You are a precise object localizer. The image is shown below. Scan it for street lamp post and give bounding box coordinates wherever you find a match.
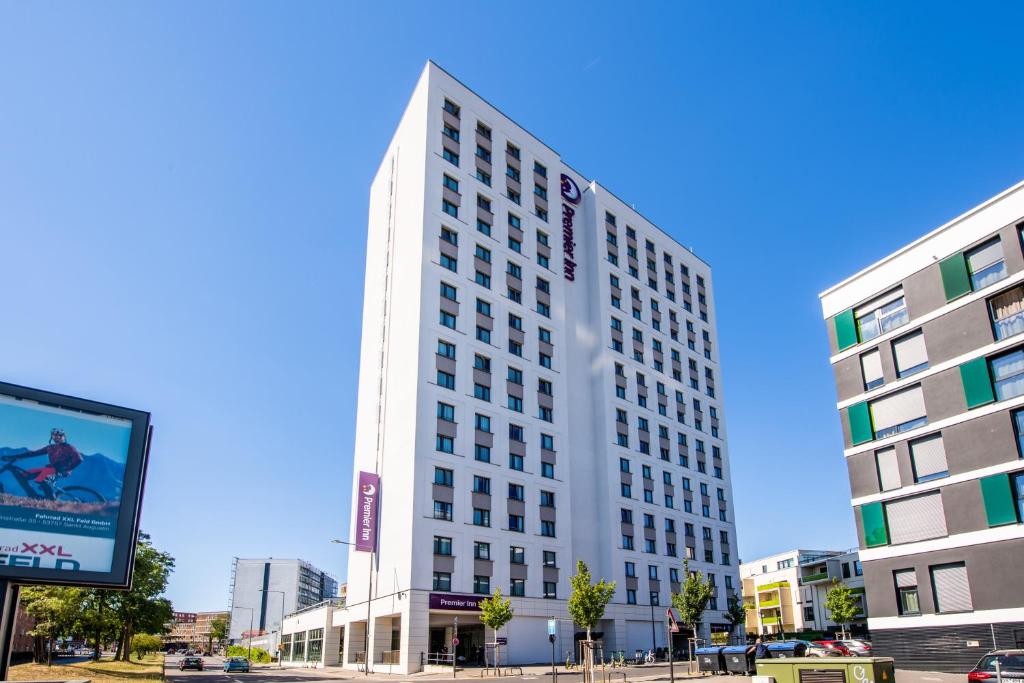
[259,589,286,669]
[332,538,372,675]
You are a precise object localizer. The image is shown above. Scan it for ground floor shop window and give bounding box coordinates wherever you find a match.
[308,628,323,661]
[292,631,306,661]
[281,634,292,660]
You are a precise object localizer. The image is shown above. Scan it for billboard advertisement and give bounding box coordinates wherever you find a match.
[0,382,151,588]
[354,471,379,552]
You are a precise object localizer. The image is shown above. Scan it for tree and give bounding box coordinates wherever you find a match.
[20,586,86,665]
[671,561,714,647]
[209,617,229,654]
[110,532,175,661]
[131,633,162,660]
[823,579,860,640]
[723,595,748,643]
[478,588,514,667]
[567,560,616,643]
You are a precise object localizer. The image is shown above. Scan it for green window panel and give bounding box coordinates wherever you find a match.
[848,401,874,446]
[960,357,995,409]
[860,502,889,547]
[980,473,1018,527]
[939,252,971,301]
[834,309,859,351]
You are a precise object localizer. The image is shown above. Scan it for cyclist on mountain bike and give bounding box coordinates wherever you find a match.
[20,428,82,497]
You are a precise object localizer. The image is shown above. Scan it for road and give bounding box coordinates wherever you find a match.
[164,655,966,683]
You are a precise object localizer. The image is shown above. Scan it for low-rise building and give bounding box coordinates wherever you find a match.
[163,611,230,651]
[740,549,866,637]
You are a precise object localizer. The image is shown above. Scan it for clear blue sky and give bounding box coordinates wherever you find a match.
[1,2,1022,611]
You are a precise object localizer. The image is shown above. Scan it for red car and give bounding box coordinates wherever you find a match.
[814,640,853,656]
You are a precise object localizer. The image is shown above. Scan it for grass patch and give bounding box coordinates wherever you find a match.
[8,654,164,682]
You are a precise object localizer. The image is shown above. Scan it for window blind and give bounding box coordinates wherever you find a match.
[886,492,947,544]
[855,288,904,317]
[861,350,884,388]
[893,331,928,376]
[910,434,948,481]
[931,563,972,612]
[871,385,926,433]
[967,240,1003,273]
[876,447,901,491]
[894,569,917,588]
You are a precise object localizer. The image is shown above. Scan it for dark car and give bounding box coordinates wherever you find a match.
[179,656,204,671]
[815,640,853,656]
[968,650,1024,682]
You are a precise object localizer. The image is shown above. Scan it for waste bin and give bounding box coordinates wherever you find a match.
[723,645,756,674]
[695,646,727,674]
[765,641,807,658]
[755,656,896,683]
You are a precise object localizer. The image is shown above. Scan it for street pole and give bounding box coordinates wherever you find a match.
[248,610,253,662]
[667,619,675,683]
[259,590,286,669]
[453,616,458,679]
[650,602,656,658]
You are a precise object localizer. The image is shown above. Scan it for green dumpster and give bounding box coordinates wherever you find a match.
[755,657,896,683]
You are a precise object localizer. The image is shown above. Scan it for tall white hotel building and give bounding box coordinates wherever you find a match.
[337,62,739,673]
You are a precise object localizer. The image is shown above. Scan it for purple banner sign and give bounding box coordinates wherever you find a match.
[355,471,380,552]
[429,593,482,611]
[560,173,581,282]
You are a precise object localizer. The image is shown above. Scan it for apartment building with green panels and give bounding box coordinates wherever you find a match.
[820,181,1024,673]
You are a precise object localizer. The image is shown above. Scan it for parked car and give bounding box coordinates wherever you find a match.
[224,657,251,673]
[179,657,204,671]
[815,640,853,656]
[840,640,874,656]
[968,650,1024,682]
[793,640,844,657]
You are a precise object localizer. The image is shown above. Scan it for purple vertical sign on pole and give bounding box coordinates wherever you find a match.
[355,471,380,552]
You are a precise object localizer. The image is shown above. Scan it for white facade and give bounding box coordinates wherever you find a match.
[337,61,740,674]
[228,558,338,642]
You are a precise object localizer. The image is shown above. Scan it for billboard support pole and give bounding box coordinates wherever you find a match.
[0,580,21,681]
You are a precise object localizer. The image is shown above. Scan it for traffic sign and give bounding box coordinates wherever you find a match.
[547,619,557,636]
[452,637,460,646]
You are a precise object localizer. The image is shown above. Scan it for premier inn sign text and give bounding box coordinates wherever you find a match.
[355,471,380,552]
[560,173,581,281]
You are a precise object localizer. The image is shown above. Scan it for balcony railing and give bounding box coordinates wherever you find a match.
[799,572,831,585]
[758,599,780,609]
[762,616,780,625]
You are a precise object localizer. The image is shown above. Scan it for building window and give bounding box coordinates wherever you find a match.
[626,589,637,605]
[442,148,459,167]
[540,520,556,537]
[990,286,1024,340]
[541,462,554,479]
[861,349,884,391]
[910,433,949,483]
[434,467,453,487]
[440,311,457,329]
[897,569,921,618]
[442,199,458,218]
[475,542,490,560]
[433,536,452,556]
[993,349,1024,401]
[543,581,557,599]
[433,501,453,521]
[475,384,491,402]
[870,385,927,438]
[476,413,491,433]
[510,546,525,564]
[473,475,491,495]
[931,562,973,613]
[856,289,909,342]
[886,491,947,544]
[437,402,455,422]
[967,239,1007,290]
[440,253,458,272]
[509,454,524,470]
[876,446,900,491]
[510,579,525,597]
[650,591,660,606]
[474,576,491,595]
[508,483,524,501]
[540,490,555,507]
[433,572,452,591]
[473,508,491,527]
[508,514,524,532]
[436,435,454,453]
[893,330,929,378]
[543,551,557,568]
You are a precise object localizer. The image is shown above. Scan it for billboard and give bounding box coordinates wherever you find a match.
[354,471,379,552]
[0,382,151,588]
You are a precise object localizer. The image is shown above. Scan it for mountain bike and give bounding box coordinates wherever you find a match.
[0,455,105,503]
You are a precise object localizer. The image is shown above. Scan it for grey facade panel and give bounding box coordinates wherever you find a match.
[862,537,1024,619]
[922,368,966,423]
[920,300,994,364]
[942,410,1019,474]
[903,264,947,323]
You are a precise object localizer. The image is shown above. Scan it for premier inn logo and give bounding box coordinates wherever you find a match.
[560,173,580,282]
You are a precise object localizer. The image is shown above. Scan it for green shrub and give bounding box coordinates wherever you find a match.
[226,645,272,663]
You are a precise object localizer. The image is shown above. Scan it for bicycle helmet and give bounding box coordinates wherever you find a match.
[50,428,66,441]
